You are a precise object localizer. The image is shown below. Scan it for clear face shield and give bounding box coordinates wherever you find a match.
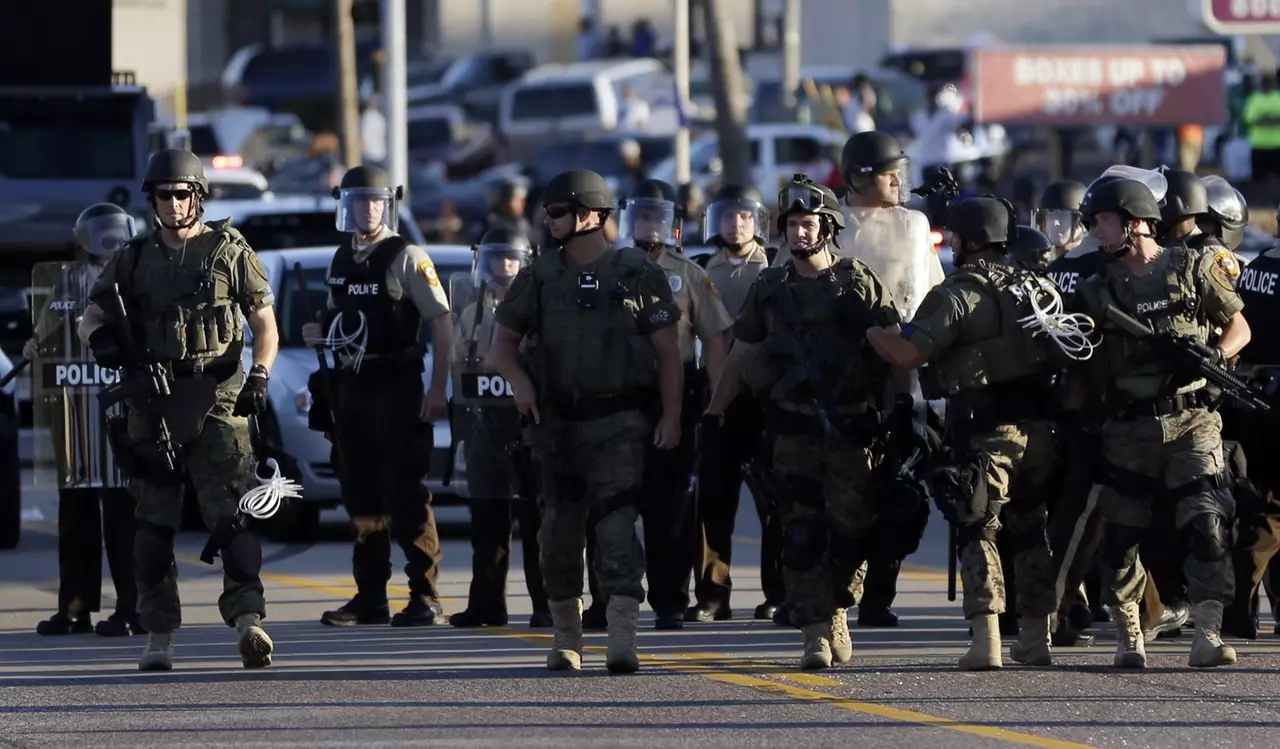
[703,198,768,246]
[75,213,137,258]
[336,186,399,235]
[1033,209,1082,249]
[618,197,676,249]
[473,243,532,289]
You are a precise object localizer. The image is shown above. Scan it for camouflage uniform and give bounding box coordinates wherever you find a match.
[90,221,272,634]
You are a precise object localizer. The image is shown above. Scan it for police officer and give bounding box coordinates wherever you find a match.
[706,175,901,669]
[301,165,452,629]
[1038,180,1101,297]
[1198,176,1250,253]
[687,184,786,623]
[27,204,142,638]
[1006,226,1057,271]
[78,149,279,670]
[1157,167,1221,253]
[447,227,551,629]
[867,196,1065,671]
[1072,176,1251,669]
[615,178,734,629]
[488,169,683,674]
[475,177,533,242]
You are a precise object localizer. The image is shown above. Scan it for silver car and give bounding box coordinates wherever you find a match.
[245,245,476,531]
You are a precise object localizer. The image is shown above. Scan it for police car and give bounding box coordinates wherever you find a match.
[244,245,473,539]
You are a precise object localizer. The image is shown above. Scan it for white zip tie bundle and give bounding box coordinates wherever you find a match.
[323,310,369,372]
[1015,278,1098,361]
[238,458,303,520]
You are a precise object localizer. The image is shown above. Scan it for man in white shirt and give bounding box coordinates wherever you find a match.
[360,98,387,168]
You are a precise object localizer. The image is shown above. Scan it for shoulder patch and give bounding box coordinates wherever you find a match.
[669,275,683,293]
[417,259,441,287]
[247,250,266,277]
[1210,248,1241,285]
[703,274,721,300]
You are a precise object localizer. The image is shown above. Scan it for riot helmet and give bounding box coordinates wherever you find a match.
[1033,180,1087,249]
[541,169,614,245]
[143,149,209,230]
[703,184,769,248]
[618,179,678,251]
[473,226,533,289]
[1081,176,1161,254]
[334,165,402,235]
[490,177,529,214]
[946,197,1011,246]
[1006,225,1056,271]
[777,175,845,258]
[1201,175,1249,250]
[1157,166,1209,223]
[74,203,137,259]
[840,130,910,205]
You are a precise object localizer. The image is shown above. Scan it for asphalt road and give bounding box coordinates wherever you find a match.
[2,474,1279,749]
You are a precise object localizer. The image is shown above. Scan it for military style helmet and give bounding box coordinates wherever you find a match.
[542,169,614,212]
[1080,176,1162,226]
[474,225,533,287]
[945,197,1011,245]
[776,174,845,235]
[1006,225,1056,271]
[703,183,769,246]
[1158,166,1209,222]
[1201,175,1248,249]
[335,165,403,234]
[840,130,910,203]
[74,202,137,258]
[142,149,209,195]
[618,179,679,249]
[1039,180,1087,213]
[1034,180,1087,249]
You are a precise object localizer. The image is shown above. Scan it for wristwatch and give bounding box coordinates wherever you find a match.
[249,364,270,379]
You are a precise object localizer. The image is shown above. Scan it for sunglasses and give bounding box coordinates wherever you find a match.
[154,188,193,202]
[544,205,578,219]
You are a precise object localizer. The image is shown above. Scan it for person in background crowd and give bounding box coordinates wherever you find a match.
[604,26,626,58]
[1244,72,1280,203]
[841,74,876,134]
[620,87,651,132]
[631,19,656,57]
[360,97,387,169]
[576,18,602,61]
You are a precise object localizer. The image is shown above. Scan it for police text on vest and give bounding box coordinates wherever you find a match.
[1135,299,1169,315]
[461,372,516,399]
[347,283,379,295]
[1239,266,1278,296]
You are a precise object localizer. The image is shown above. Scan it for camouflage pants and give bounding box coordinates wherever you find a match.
[1097,407,1235,606]
[959,420,1056,620]
[127,396,261,633]
[534,409,648,603]
[774,434,877,627]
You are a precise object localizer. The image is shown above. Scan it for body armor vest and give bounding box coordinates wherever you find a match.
[527,247,659,405]
[740,258,884,406]
[922,262,1057,398]
[1237,250,1280,366]
[1045,251,1106,300]
[123,219,246,369]
[327,235,422,357]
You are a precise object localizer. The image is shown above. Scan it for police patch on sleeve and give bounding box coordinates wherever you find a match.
[418,260,441,287]
[1211,249,1241,286]
[247,251,267,278]
[669,275,683,293]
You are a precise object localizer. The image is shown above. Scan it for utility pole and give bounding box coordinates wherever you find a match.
[334,0,361,168]
[782,0,800,111]
[674,0,691,188]
[382,0,408,193]
[703,0,752,190]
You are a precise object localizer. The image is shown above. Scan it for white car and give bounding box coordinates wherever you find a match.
[201,195,427,251]
[244,245,476,535]
[205,164,271,201]
[648,123,846,199]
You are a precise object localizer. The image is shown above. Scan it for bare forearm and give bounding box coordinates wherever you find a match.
[708,342,750,413]
[701,334,726,388]
[1217,313,1250,359]
[429,314,454,391]
[250,322,279,371]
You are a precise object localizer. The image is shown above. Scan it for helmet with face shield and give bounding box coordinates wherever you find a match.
[473,226,533,288]
[1034,180,1087,249]
[703,184,769,247]
[334,165,403,234]
[1201,175,1249,250]
[618,179,679,250]
[74,203,138,259]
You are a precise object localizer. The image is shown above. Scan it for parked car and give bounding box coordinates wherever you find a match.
[206,164,272,201]
[648,123,844,199]
[525,133,676,197]
[407,104,503,180]
[407,51,537,124]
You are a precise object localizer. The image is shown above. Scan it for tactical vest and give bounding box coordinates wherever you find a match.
[327,236,422,357]
[1081,245,1207,387]
[1238,250,1280,366]
[527,247,660,405]
[122,219,247,369]
[740,258,882,405]
[1045,251,1106,300]
[921,262,1056,398]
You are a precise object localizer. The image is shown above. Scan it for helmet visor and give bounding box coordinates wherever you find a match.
[1202,175,1247,225]
[1033,209,1081,248]
[704,198,768,245]
[474,243,532,288]
[76,213,137,257]
[617,197,676,248]
[337,187,399,234]
[778,184,826,215]
[1099,165,1168,203]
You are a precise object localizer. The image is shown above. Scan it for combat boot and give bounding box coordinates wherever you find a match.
[1009,615,1053,666]
[138,632,174,671]
[959,614,1003,671]
[605,597,641,674]
[546,598,583,671]
[829,608,853,664]
[1189,600,1238,668]
[1110,602,1147,669]
[235,614,274,669]
[800,621,834,670]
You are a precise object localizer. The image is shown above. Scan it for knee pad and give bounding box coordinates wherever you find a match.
[1184,512,1230,562]
[1101,524,1145,570]
[221,528,264,584]
[782,519,827,571]
[135,521,176,588]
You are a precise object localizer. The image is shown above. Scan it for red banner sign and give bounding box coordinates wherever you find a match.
[971,46,1226,126]
[1204,0,1280,33]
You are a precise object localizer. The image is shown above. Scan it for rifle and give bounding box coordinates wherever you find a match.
[444,280,489,487]
[740,460,781,523]
[96,283,180,473]
[293,262,350,489]
[1104,304,1270,413]
[769,278,855,440]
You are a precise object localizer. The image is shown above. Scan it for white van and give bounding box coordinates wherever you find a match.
[498,58,674,162]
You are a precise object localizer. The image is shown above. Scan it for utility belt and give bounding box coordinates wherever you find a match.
[1113,388,1214,420]
[764,400,878,445]
[549,391,655,422]
[950,378,1056,434]
[169,357,241,384]
[338,344,426,386]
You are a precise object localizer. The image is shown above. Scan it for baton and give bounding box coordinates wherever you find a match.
[293,262,350,490]
[0,357,30,389]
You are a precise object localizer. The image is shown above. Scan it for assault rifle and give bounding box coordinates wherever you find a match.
[96,284,180,473]
[769,280,857,440]
[1104,304,1270,413]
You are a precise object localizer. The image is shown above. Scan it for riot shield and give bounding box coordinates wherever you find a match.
[30,261,125,488]
[843,205,944,321]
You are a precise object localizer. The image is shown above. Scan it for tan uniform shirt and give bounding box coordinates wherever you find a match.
[703,243,770,321]
[653,248,734,363]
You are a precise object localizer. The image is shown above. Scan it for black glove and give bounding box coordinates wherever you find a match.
[87,327,122,369]
[234,374,270,416]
